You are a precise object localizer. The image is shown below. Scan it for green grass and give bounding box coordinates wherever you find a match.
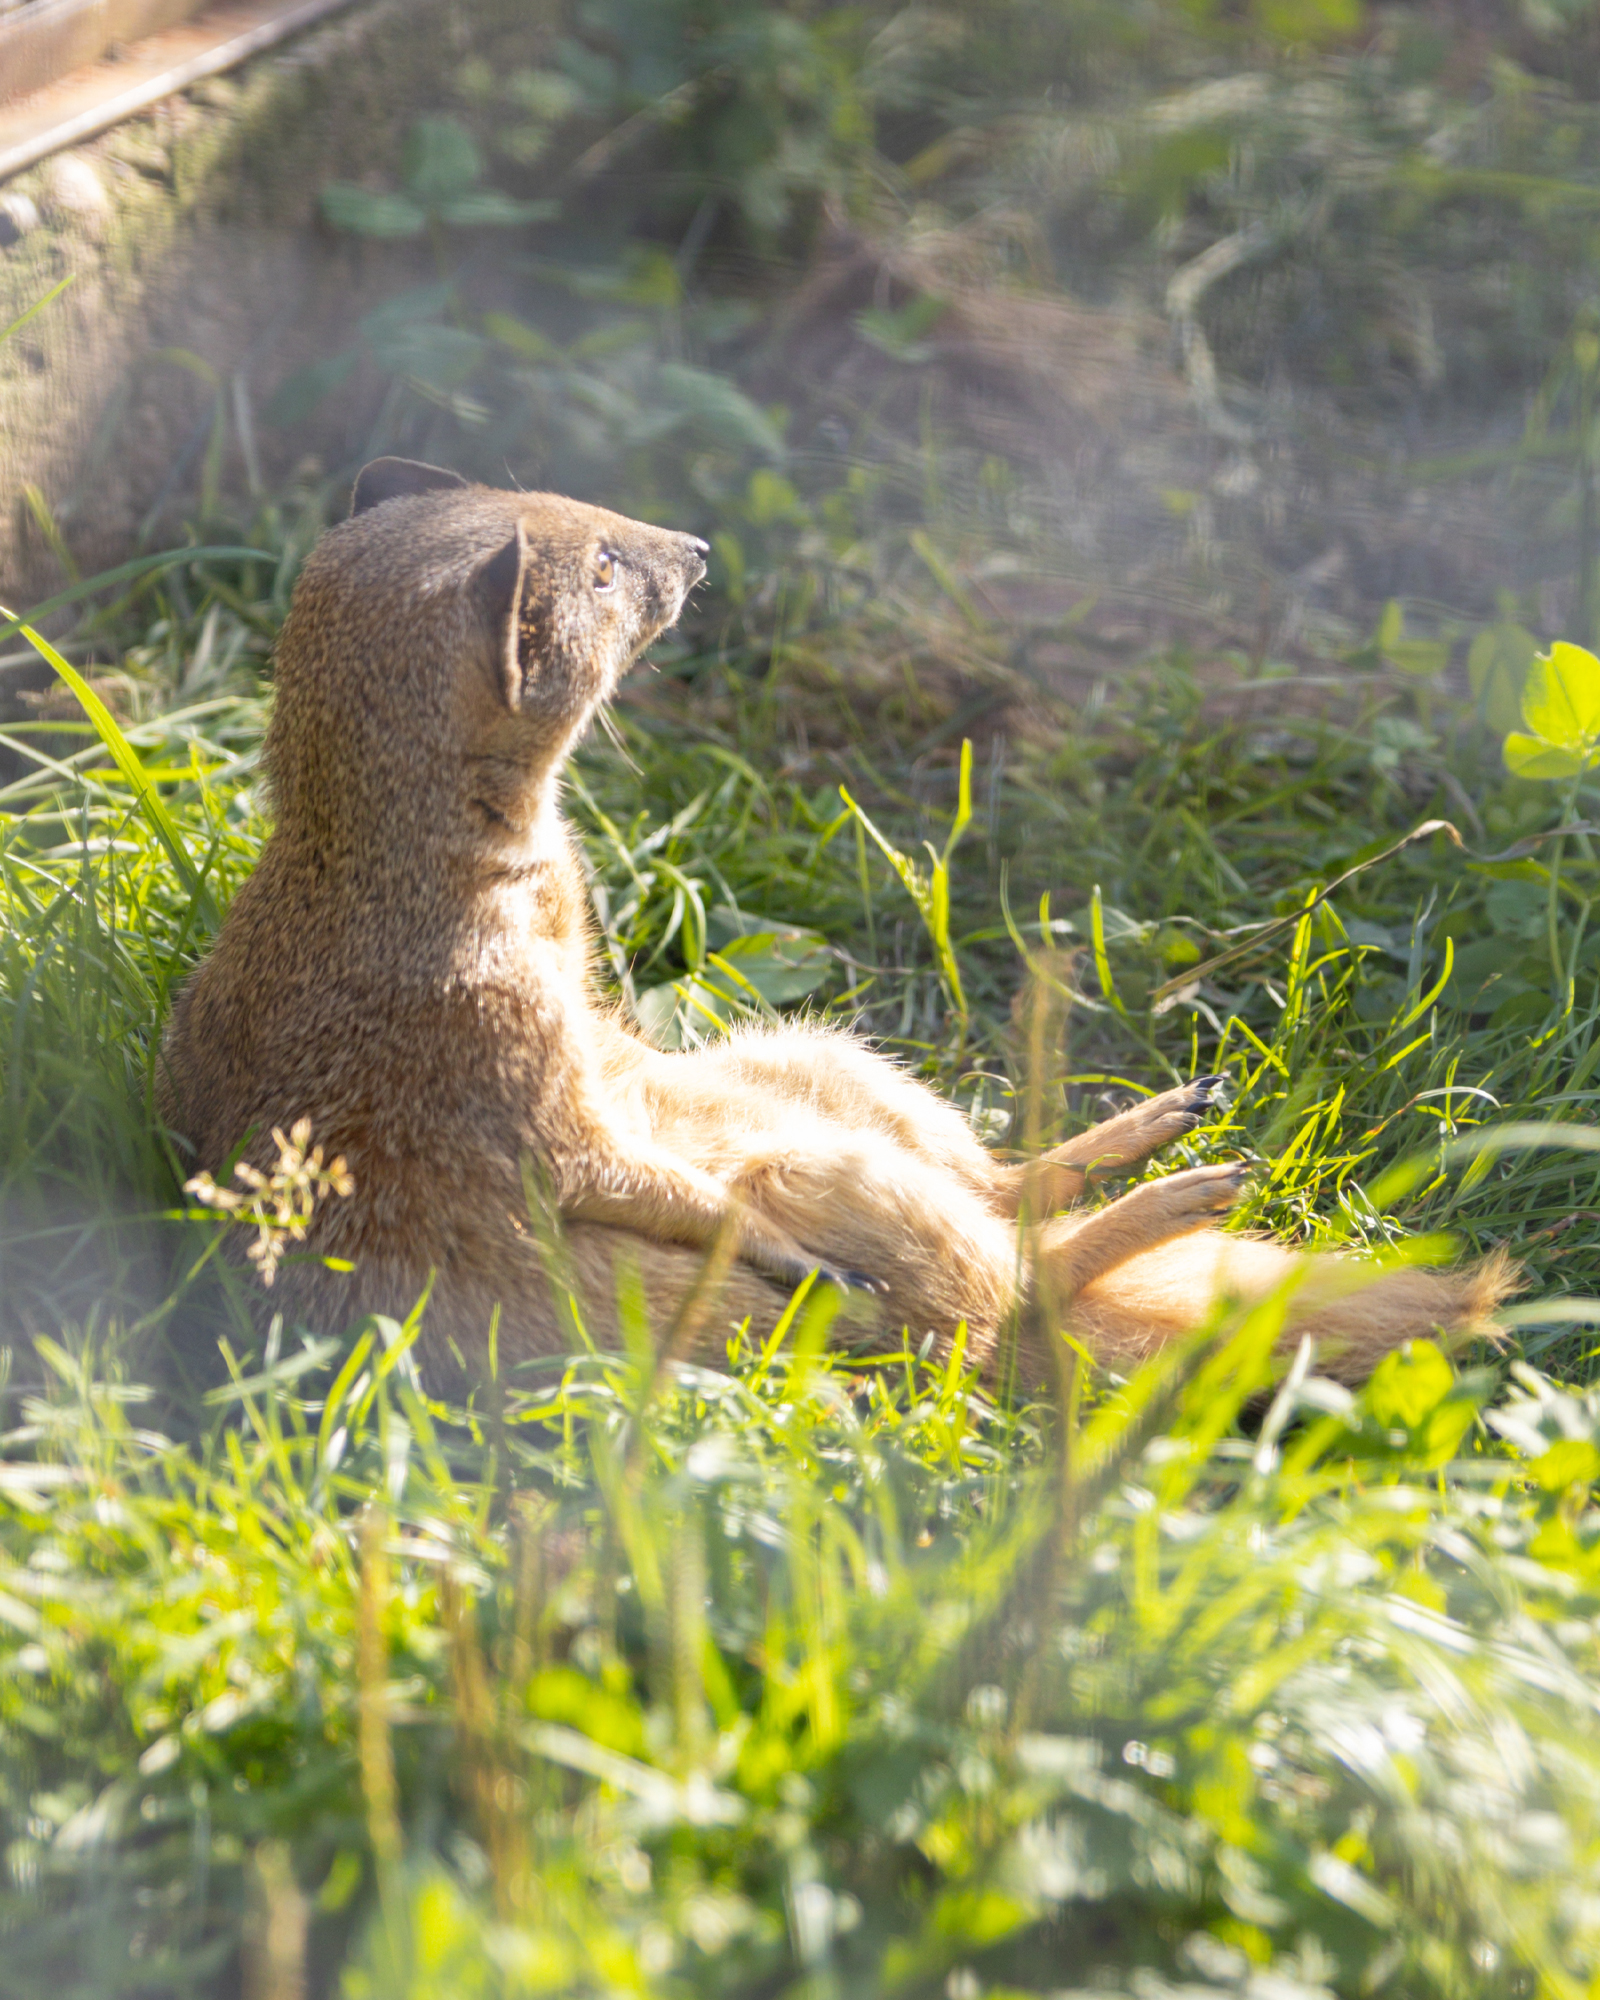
[5,483,1600,1998]
[3,1226,1600,1997]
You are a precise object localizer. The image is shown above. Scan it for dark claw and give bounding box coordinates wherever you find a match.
[821,1265,887,1297]
[764,1253,886,1298]
[1182,1073,1227,1116]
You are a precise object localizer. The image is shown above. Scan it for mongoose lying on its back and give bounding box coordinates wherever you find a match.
[159,458,1512,1384]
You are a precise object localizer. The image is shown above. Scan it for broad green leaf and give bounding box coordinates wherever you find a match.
[744,469,804,527]
[1385,636,1449,678]
[1377,601,1447,678]
[506,67,587,122]
[1415,1394,1481,1468]
[1504,730,1586,780]
[1521,640,1600,751]
[436,192,558,229]
[634,926,832,1049]
[567,318,653,361]
[368,322,485,391]
[550,257,678,308]
[401,116,483,203]
[706,903,824,950]
[1468,620,1538,733]
[1531,1437,1600,1491]
[483,311,563,363]
[1157,927,1202,966]
[1365,1338,1453,1431]
[262,350,357,428]
[319,184,426,237]
[715,930,833,1006]
[551,247,683,310]
[633,982,685,1048]
[527,1665,646,1756]
[360,282,458,338]
[655,363,786,460]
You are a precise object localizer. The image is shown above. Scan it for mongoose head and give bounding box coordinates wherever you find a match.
[266,458,707,865]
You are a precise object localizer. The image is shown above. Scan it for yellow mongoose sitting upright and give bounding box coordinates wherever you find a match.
[159,458,1509,1384]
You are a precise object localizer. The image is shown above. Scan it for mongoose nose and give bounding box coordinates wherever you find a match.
[689,537,709,557]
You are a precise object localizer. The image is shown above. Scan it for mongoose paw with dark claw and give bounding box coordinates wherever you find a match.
[1181,1073,1228,1118]
[759,1249,885,1298]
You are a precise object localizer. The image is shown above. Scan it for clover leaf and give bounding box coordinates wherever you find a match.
[1376,599,1449,679]
[321,117,554,240]
[1503,640,1600,780]
[1468,616,1537,735]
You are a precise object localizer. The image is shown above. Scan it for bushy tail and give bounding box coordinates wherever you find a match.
[1064,1231,1518,1383]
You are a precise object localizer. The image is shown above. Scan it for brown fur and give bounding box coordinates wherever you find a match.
[157,461,1514,1388]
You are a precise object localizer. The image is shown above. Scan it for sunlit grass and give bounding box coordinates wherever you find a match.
[3,1261,1600,1997]
[2,487,1600,1994]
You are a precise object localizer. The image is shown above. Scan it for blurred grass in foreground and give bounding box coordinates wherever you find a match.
[4,1278,1600,2000]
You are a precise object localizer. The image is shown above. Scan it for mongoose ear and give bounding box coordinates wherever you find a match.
[480,526,529,709]
[349,456,469,518]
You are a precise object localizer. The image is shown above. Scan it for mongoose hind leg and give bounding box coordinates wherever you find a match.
[561,1137,871,1294]
[1036,1158,1250,1300]
[680,1113,1021,1359]
[998,1075,1227,1218]
[1048,1075,1227,1175]
[414,1223,883,1386]
[656,1025,1002,1196]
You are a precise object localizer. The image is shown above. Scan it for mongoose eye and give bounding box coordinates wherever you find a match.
[594,550,616,592]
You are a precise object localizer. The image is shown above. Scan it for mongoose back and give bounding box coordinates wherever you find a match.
[159,458,1512,1385]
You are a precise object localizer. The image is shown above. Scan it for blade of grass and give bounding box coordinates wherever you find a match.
[0,603,218,928]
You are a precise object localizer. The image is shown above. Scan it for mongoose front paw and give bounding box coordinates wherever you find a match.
[823,1267,888,1296]
[791,1258,886,1297]
[748,1240,882,1298]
